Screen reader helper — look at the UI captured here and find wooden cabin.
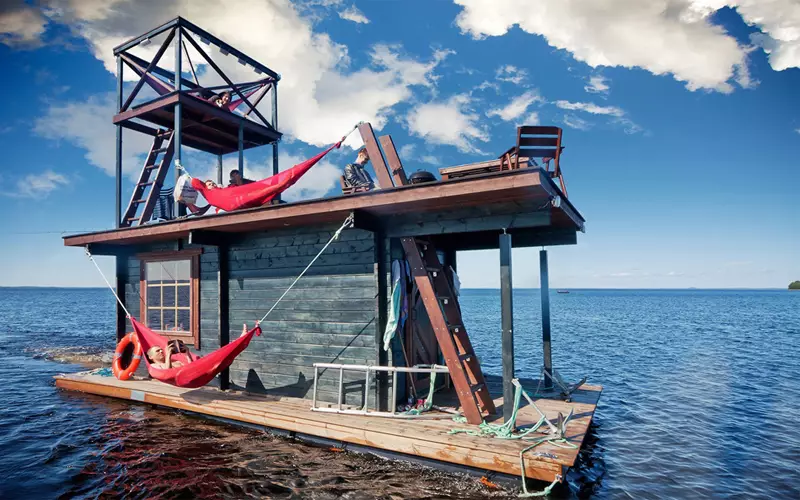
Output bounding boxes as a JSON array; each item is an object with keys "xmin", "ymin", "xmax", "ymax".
[{"xmin": 57, "ymin": 17, "xmax": 601, "ymax": 489}]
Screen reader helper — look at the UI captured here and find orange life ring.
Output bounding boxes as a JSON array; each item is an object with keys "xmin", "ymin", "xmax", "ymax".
[{"xmin": 112, "ymin": 332, "xmax": 143, "ymax": 381}]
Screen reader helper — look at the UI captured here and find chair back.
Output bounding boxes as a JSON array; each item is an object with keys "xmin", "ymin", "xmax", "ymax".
[{"xmin": 516, "ymin": 126, "xmax": 563, "ymax": 170}]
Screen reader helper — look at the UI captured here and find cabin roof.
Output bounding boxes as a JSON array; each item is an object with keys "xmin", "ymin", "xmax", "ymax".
[{"xmin": 63, "ymin": 167, "xmax": 584, "ymax": 251}]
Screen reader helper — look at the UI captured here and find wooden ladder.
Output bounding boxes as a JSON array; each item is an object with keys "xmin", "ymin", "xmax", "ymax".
[
  {"xmin": 357, "ymin": 123, "xmax": 496, "ymax": 424},
  {"xmin": 120, "ymin": 129, "xmax": 175, "ymax": 227},
  {"xmin": 401, "ymin": 237, "xmax": 496, "ymax": 424}
]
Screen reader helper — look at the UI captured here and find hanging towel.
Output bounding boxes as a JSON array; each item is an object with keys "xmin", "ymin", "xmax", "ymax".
[{"xmin": 383, "ymin": 260, "xmax": 407, "ymax": 351}]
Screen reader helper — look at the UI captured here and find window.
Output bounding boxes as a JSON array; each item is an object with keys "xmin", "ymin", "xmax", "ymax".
[{"xmin": 139, "ymin": 250, "xmax": 201, "ymax": 348}]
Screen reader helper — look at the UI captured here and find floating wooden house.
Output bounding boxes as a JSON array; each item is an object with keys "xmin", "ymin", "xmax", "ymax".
[{"xmin": 57, "ymin": 17, "xmax": 601, "ymax": 489}]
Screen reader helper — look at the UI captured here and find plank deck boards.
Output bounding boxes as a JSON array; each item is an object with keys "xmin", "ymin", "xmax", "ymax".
[{"xmin": 55, "ymin": 372, "xmax": 601, "ymax": 483}]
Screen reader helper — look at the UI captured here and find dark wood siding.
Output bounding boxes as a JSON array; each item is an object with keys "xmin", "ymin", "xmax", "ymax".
[{"xmin": 222, "ymin": 226, "xmax": 379, "ymax": 405}]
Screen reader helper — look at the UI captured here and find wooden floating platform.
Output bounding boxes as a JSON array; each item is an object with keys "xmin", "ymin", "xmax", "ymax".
[{"xmin": 55, "ymin": 372, "xmax": 601, "ymax": 483}]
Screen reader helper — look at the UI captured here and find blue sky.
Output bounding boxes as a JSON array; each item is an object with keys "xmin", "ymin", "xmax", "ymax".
[{"xmin": 0, "ymin": 0, "xmax": 798, "ymax": 288}]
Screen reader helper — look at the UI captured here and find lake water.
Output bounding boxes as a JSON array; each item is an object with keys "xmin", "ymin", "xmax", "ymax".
[{"xmin": 0, "ymin": 287, "xmax": 798, "ymax": 498}]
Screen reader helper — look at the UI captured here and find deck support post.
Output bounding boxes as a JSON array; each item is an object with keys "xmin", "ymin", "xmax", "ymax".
[
  {"xmin": 540, "ymin": 249, "xmax": 553, "ymax": 390},
  {"xmin": 115, "ymin": 254, "xmax": 127, "ymax": 342},
  {"xmin": 173, "ymin": 27, "xmax": 184, "ymax": 218},
  {"xmin": 216, "ymin": 154, "xmax": 223, "ymax": 185},
  {"xmin": 271, "ymin": 80, "xmax": 280, "ymax": 202},
  {"xmin": 238, "ymin": 120, "xmax": 244, "ymax": 175},
  {"xmin": 218, "ymin": 243, "xmax": 230, "ymax": 390},
  {"xmin": 500, "ymin": 232, "xmax": 515, "ymax": 423},
  {"xmin": 115, "ymin": 56, "xmax": 123, "ymax": 228}
]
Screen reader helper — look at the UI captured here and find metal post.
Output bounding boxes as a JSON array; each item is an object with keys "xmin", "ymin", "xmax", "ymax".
[
  {"xmin": 272, "ymin": 81, "xmax": 279, "ymax": 201},
  {"xmin": 238, "ymin": 121, "xmax": 244, "ymax": 176},
  {"xmin": 391, "ymin": 370, "xmax": 398, "ymax": 414},
  {"xmin": 499, "ymin": 232, "xmax": 515, "ymax": 422},
  {"xmin": 173, "ymin": 27, "xmax": 183, "ymax": 217},
  {"xmin": 312, "ymin": 366, "xmax": 319, "ymax": 409},
  {"xmin": 540, "ymin": 249, "xmax": 553, "ymax": 389},
  {"xmin": 364, "ymin": 368, "xmax": 371, "ymax": 411},
  {"xmin": 115, "ymin": 56, "xmax": 123, "ymax": 228},
  {"xmin": 338, "ymin": 367, "xmax": 344, "ymax": 410},
  {"xmin": 217, "ymin": 154, "xmax": 223, "ymax": 185}
]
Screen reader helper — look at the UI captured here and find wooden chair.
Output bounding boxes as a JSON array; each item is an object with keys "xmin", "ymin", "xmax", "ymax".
[{"xmin": 499, "ymin": 126, "xmax": 567, "ymax": 196}]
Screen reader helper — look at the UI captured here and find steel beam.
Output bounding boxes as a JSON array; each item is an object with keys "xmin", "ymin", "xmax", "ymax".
[
  {"xmin": 113, "ymin": 17, "xmax": 179, "ymax": 54},
  {"xmin": 499, "ymin": 233, "xmax": 515, "ymax": 422},
  {"xmin": 540, "ymin": 249, "xmax": 553, "ymax": 389},
  {"xmin": 174, "ymin": 28, "xmax": 184, "ymax": 217},
  {"xmin": 115, "ymin": 56, "xmax": 123, "ymax": 228},
  {"xmin": 272, "ymin": 81, "xmax": 279, "ymax": 200}
]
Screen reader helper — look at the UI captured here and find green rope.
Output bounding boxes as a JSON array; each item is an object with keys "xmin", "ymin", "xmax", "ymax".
[
  {"xmin": 448, "ymin": 380, "xmax": 576, "ymax": 497},
  {"xmin": 402, "ymin": 370, "xmax": 437, "ymax": 415}
]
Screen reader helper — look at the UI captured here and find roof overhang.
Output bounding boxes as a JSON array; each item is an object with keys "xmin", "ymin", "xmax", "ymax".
[{"xmin": 64, "ymin": 168, "xmax": 585, "ymax": 250}]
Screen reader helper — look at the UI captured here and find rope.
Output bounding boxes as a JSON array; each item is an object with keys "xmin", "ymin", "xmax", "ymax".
[
  {"xmin": 85, "ymin": 248, "xmax": 132, "ymax": 318},
  {"xmin": 258, "ymin": 213, "xmax": 353, "ymax": 323}
]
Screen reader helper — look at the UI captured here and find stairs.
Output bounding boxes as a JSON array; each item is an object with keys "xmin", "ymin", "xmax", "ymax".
[
  {"xmin": 400, "ymin": 237, "xmax": 497, "ymax": 424},
  {"xmin": 120, "ymin": 129, "xmax": 175, "ymax": 227}
]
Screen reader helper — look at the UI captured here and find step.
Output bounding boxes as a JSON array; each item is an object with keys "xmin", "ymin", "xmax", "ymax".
[
  {"xmin": 458, "ymin": 352, "xmax": 473, "ymax": 362},
  {"xmin": 153, "ymin": 147, "xmax": 169, "ymax": 154},
  {"xmin": 133, "ymin": 199, "xmax": 146, "ymax": 204},
  {"xmin": 138, "ymin": 182, "xmax": 155, "ymax": 187},
  {"xmin": 144, "ymin": 164, "xmax": 158, "ymax": 170},
  {"xmin": 470, "ymin": 383, "xmax": 486, "ymax": 394},
  {"xmin": 126, "ymin": 217, "xmax": 140, "ymax": 222}
]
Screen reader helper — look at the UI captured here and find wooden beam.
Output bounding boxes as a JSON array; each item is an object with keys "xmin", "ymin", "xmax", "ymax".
[
  {"xmin": 358, "ymin": 123, "xmax": 395, "ymax": 189},
  {"xmin": 188, "ymin": 230, "xmax": 241, "ymax": 246},
  {"xmin": 218, "ymin": 243, "xmax": 230, "ymax": 390},
  {"xmin": 430, "ymin": 228, "xmax": 577, "ymax": 252},
  {"xmin": 540, "ymin": 250, "xmax": 553, "ymax": 390},
  {"xmin": 350, "ymin": 210, "xmax": 383, "ymax": 233},
  {"xmin": 499, "ymin": 233, "xmax": 515, "ymax": 423},
  {"xmin": 378, "ymin": 135, "xmax": 409, "ymax": 185}
]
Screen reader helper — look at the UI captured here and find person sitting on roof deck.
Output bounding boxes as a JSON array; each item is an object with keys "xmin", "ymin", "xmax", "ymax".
[
  {"xmin": 208, "ymin": 91, "xmax": 231, "ymax": 108},
  {"xmin": 229, "ymin": 169, "xmax": 254, "ymax": 187},
  {"xmin": 344, "ymin": 147, "xmax": 375, "ymax": 190},
  {"xmin": 145, "ymin": 324, "xmax": 254, "ymax": 369}
]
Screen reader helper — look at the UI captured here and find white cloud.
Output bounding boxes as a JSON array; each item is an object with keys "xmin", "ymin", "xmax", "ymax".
[
  {"xmin": 476, "ymin": 80, "xmax": 500, "ymax": 92},
  {"xmin": 0, "ymin": 2, "xmax": 48, "ymax": 46},
  {"xmin": 562, "ymin": 114, "xmax": 591, "ymax": 131},
  {"xmin": 34, "ymin": 93, "xmax": 154, "ymax": 178},
  {"xmin": 397, "ymin": 143, "xmax": 442, "ymax": 166},
  {"xmin": 338, "ymin": 4, "xmax": 369, "ymax": 24},
  {"xmin": 585, "ymin": 75, "xmax": 610, "ymax": 94},
  {"xmin": 554, "ymin": 100, "xmax": 625, "ymax": 117},
  {"xmin": 524, "ymin": 111, "xmax": 540, "ymax": 125},
  {"xmin": 24, "ymin": 0, "xmax": 451, "ymax": 149},
  {"xmin": 5, "ymin": 170, "xmax": 70, "ymax": 198},
  {"xmin": 453, "ymin": 0, "xmax": 776, "ymax": 92},
  {"xmin": 495, "ymin": 64, "xmax": 528, "ymax": 85},
  {"xmin": 796, "ymin": 128, "xmax": 800, "ymax": 135},
  {"xmin": 487, "ymin": 90, "xmax": 543, "ymax": 121},
  {"xmin": 406, "ymin": 94, "xmax": 490, "ymax": 153}
]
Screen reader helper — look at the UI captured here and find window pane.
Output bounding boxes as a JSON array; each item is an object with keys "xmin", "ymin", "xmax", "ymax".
[
  {"xmin": 175, "ymin": 260, "xmax": 191, "ymax": 281},
  {"xmin": 177, "ymin": 309, "xmax": 190, "ymax": 333},
  {"xmin": 145, "ymin": 262, "xmax": 164, "ymax": 284},
  {"xmin": 163, "ymin": 310, "xmax": 174, "ymax": 332},
  {"xmin": 163, "ymin": 286, "xmax": 176, "ymax": 307},
  {"xmin": 147, "ymin": 308, "xmax": 162, "ymax": 330},
  {"xmin": 177, "ymin": 285, "xmax": 191, "ymax": 307},
  {"xmin": 147, "ymin": 285, "xmax": 161, "ymax": 306}
]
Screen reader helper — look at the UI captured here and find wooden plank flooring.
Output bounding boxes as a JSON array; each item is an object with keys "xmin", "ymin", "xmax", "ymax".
[{"xmin": 55, "ymin": 373, "xmax": 601, "ymax": 483}]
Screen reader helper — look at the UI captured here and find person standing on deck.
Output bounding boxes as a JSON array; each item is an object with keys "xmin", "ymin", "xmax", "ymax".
[{"xmin": 344, "ymin": 147, "xmax": 375, "ymax": 190}]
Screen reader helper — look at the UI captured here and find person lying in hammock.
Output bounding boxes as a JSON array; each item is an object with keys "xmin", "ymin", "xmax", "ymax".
[
  {"xmin": 145, "ymin": 323, "xmax": 256, "ymax": 369},
  {"xmin": 208, "ymin": 91, "xmax": 231, "ymax": 108}
]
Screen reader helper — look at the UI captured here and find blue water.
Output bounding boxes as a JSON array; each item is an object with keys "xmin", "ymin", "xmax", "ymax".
[{"xmin": 1, "ymin": 287, "xmax": 798, "ymax": 498}]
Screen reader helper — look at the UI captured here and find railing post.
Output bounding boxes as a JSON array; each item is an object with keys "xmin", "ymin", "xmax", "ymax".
[
  {"xmin": 272, "ymin": 80, "xmax": 279, "ymax": 202},
  {"xmin": 238, "ymin": 120, "xmax": 244, "ymax": 176},
  {"xmin": 173, "ymin": 27, "xmax": 183, "ymax": 217},
  {"xmin": 115, "ymin": 55, "xmax": 123, "ymax": 228},
  {"xmin": 216, "ymin": 154, "xmax": 223, "ymax": 186},
  {"xmin": 540, "ymin": 249, "xmax": 553, "ymax": 389}
]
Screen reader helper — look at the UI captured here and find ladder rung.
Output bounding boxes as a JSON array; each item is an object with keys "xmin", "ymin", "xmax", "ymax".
[
  {"xmin": 458, "ymin": 353, "xmax": 472, "ymax": 361},
  {"xmin": 449, "ymin": 325, "xmax": 465, "ymax": 334},
  {"xmin": 153, "ymin": 147, "xmax": 168, "ymax": 154},
  {"xmin": 138, "ymin": 182, "xmax": 154, "ymax": 186},
  {"xmin": 144, "ymin": 164, "xmax": 158, "ymax": 170},
  {"xmin": 127, "ymin": 217, "xmax": 140, "ymax": 222},
  {"xmin": 470, "ymin": 383, "xmax": 486, "ymax": 394},
  {"xmin": 437, "ymin": 296, "xmax": 451, "ymax": 305},
  {"xmin": 133, "ymin": 199, "xmax": 146, "ymax": 204},
  {"xmin": 426, "ymin": 267, "xmax": 441, "ymax": 275}
]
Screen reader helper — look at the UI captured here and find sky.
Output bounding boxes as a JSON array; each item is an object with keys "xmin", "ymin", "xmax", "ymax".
[{"xmin": 0, "ymin": 0, "xmax": 798, "ymax": 289}]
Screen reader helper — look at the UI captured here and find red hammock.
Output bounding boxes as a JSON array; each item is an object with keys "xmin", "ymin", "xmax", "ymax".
[
  {"xmin": 130, "ymin": 317, "xmax": 261, "ymax": 389},
  {"xmin": 191, "ymin": 141, "xmax": 342, "ymax": 212}
]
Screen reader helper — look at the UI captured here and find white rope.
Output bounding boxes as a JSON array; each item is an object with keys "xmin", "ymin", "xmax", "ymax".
[
  {"xmin": 258, "ymin": 213, "xmax": 354, "ymax": 323},
  {"xmin": 85, "ymin": 247, "xmax": 132, "ymax": 318}
]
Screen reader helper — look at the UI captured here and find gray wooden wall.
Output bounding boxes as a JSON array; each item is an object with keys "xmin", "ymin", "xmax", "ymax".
[{"xmin": 116, "ymin": 225, "xmax": 382, "ymax": 405}]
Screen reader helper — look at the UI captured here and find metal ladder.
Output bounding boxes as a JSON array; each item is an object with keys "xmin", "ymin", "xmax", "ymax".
[
  {"xmin": 310, "ymin": 362, "xmax": 451, "ymax": 418},
  {"xmin": 120, "ymin": 129, "xmax": 175, "ymax": 227}
]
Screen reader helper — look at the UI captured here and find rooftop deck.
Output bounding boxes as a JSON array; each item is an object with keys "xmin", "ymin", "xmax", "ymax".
[
  {"xmin": 55, "ymin": 372, "xmax": 601, "ymax": 483},
  {"xmin": 65, "ymin": 166, "xmax": 583, "ymax": 251}
]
